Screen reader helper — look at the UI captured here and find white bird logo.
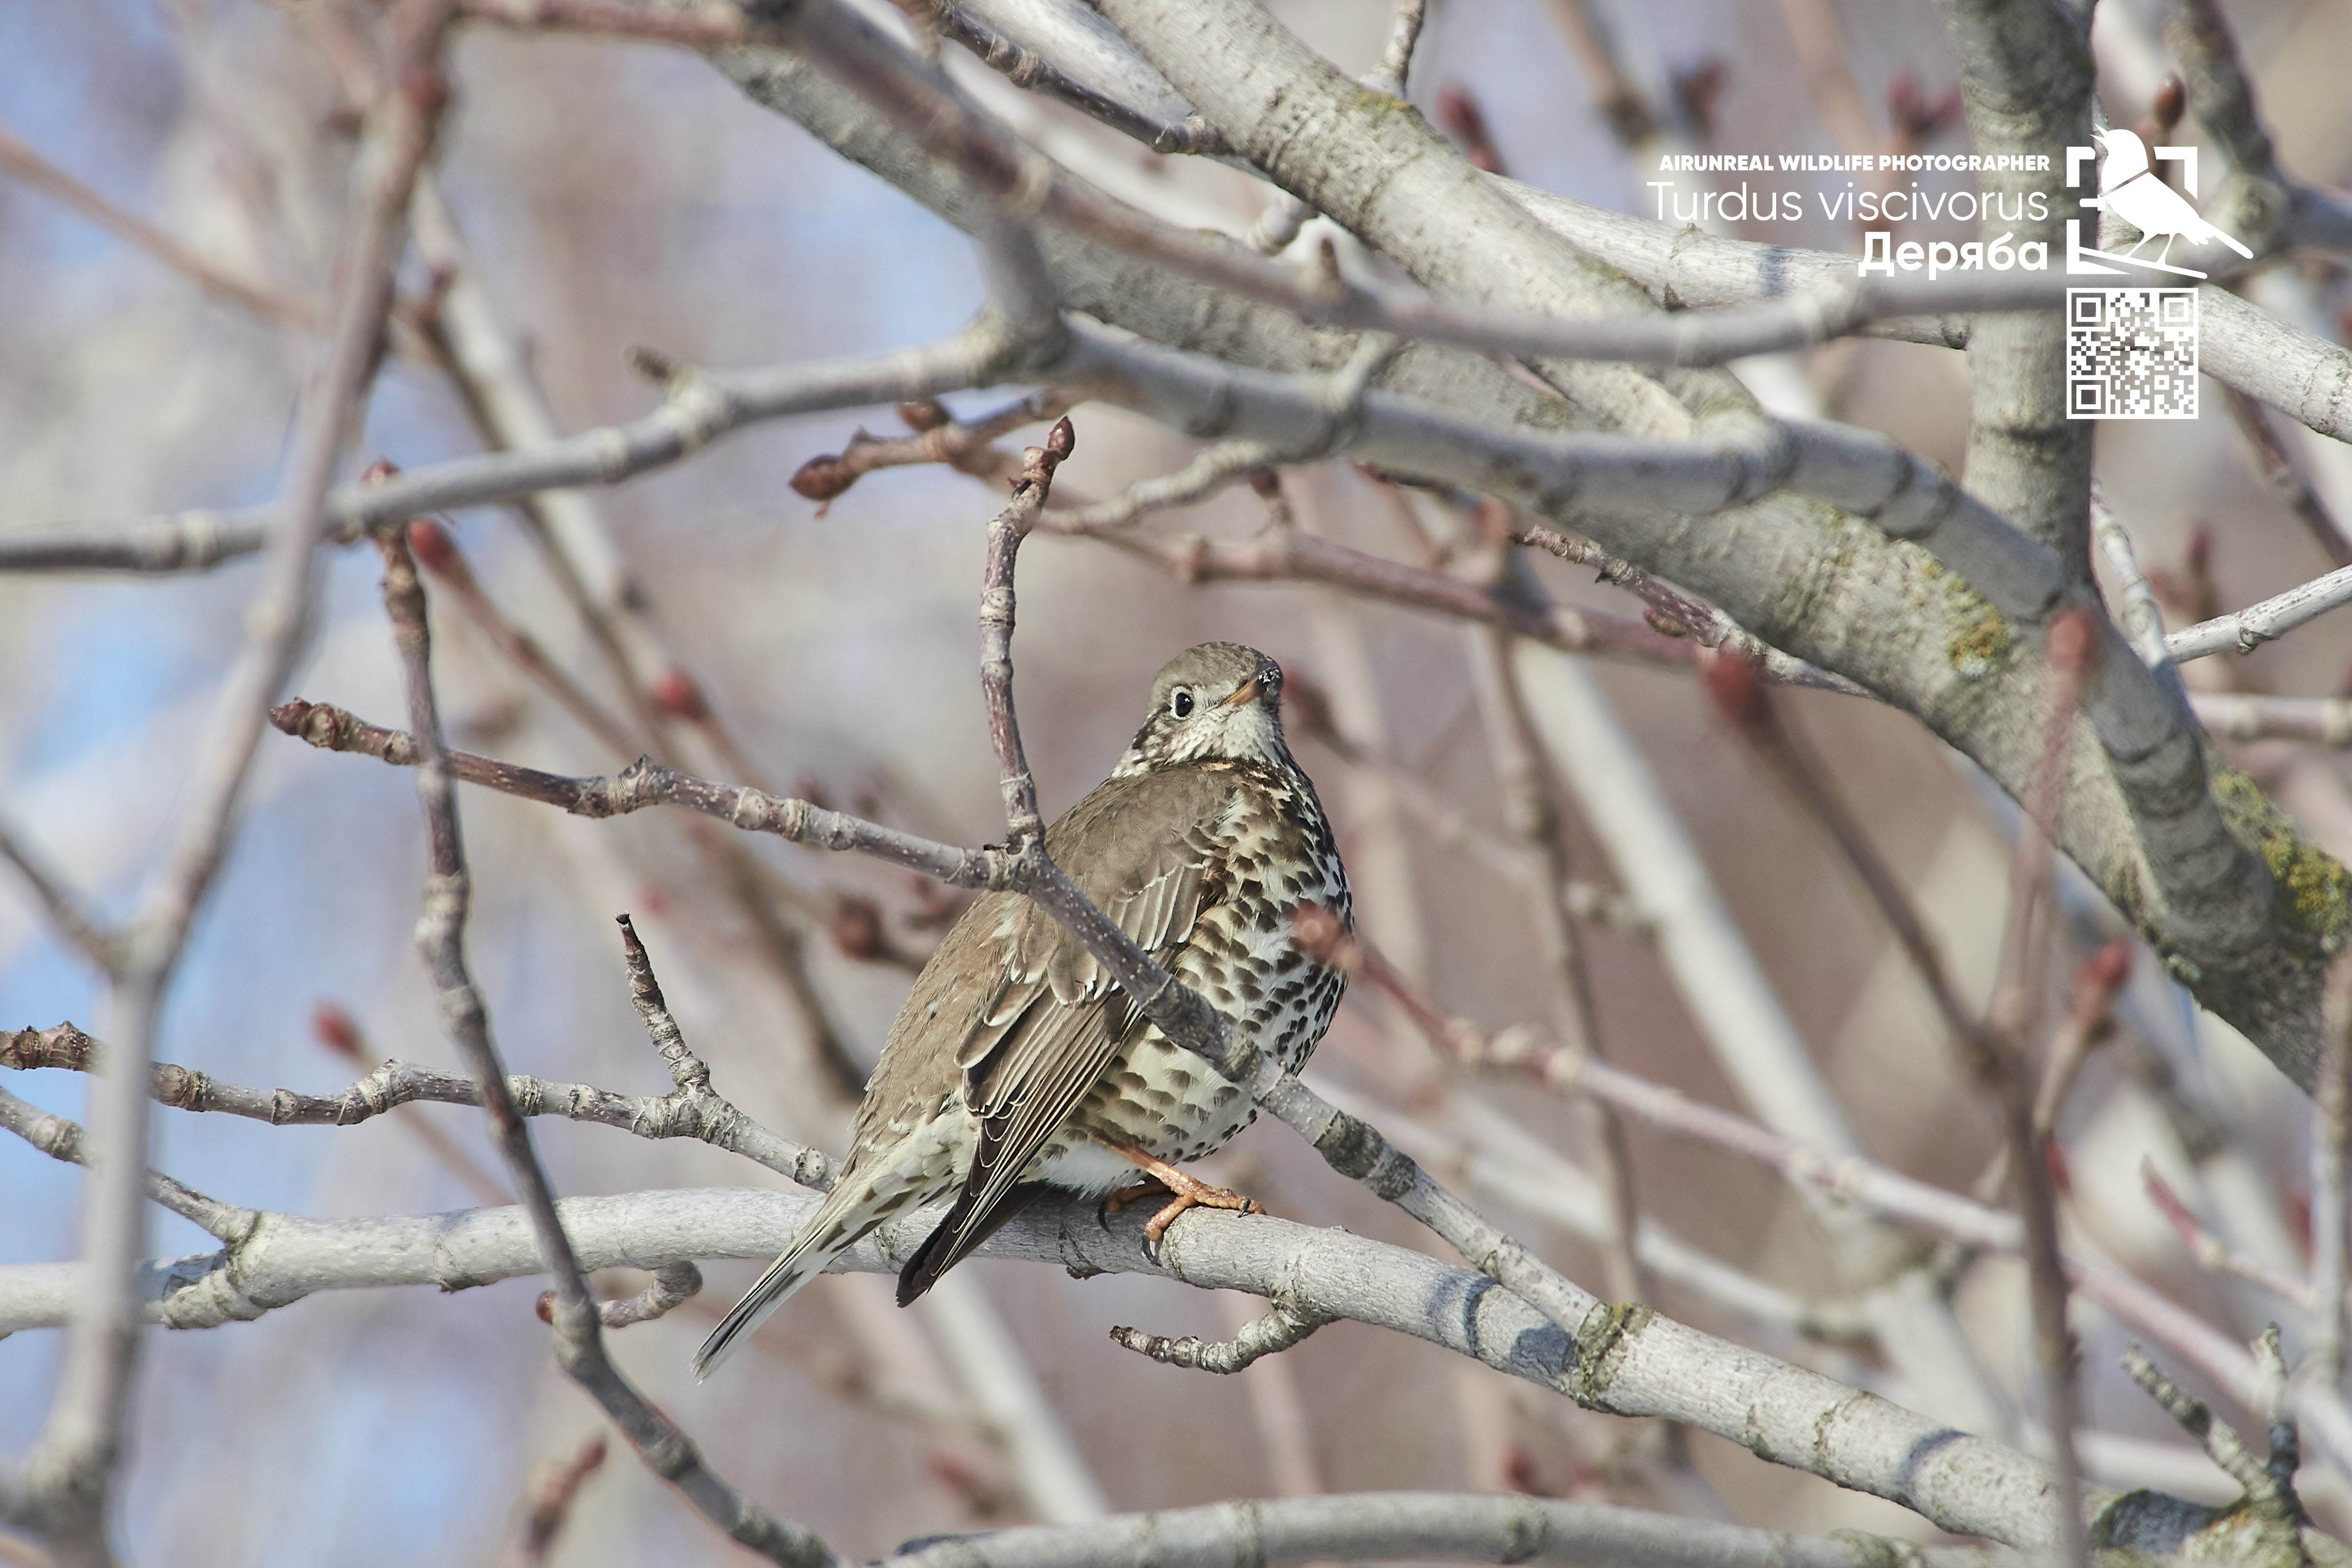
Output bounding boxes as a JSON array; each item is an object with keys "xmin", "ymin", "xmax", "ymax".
[{"xmin": 2091, "ymin": 127, "xmax": 2253, "ymax": 271}]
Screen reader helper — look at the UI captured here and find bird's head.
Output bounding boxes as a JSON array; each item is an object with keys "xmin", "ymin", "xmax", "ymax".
[
  {"xmin": 2096, "ymin": 127, "xmax": 2151, "ymax": 185},
  {"xmin": 1119, "ymin": 642, "xmax": 1291, "ymax": 774}
]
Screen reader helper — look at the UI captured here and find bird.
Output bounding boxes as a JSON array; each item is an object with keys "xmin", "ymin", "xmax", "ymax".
[
  {"xmin": 692, "ymin": 642, "xmax": 1351, "ymax": 1379},
  {"xmin": 2094, "ymin": 127, "xmax": 2253, "ymax": 270}
]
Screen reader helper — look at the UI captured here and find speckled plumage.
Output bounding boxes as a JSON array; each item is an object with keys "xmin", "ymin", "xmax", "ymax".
[{"xmin": 694, "ymin": 644, "xmax": 1350, "ymax": 1380}]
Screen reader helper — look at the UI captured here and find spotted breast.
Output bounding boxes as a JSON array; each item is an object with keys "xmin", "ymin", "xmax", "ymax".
[{"xmin": 692, "ymin": 642, "xmax": 1350, "ymax": 1381}]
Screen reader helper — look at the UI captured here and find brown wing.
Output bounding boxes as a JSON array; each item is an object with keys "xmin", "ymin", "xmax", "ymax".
[{"xmin": 895, "ymin": 766, "xmax": 1236, "ymax": 1301}]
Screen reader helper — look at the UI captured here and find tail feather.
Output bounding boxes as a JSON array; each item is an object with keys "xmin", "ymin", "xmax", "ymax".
[{"xmin": 691, "ymin": 1174, "xmax": 900, "ymax": 1380}]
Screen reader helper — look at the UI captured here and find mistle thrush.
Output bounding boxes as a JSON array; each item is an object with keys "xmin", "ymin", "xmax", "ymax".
[{"xmin": 694, "ymin": 642, "xmax": 1351, "ymax": 1378}]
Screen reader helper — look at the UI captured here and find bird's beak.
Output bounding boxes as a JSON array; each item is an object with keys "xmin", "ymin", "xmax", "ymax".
[{"xmin": 1222, "ymin": 674, "xmax": 1266, "ymax": 708}]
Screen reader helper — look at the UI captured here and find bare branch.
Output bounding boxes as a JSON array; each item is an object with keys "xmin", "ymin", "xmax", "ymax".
[
  {"xmin": 1512, "ymin": 522, "xmax": 1868, "ymax": 696},
  {"xmin": 2224, "ymin": 389, "xmax": 2351, "ymax": 568},
  {"xmin": 0, "ymin": 1174, "xmax": 2123, "ymax": 1549},
  {"xmin": 2124, "ymin": 1331, "xmax": 2308, "ymax": 1538},
  {"xmin": 547, "ymin": 1262, "xmax": 704, "ymax": 1329},
  {"xmin": 0, "ymin": 322, "xmax": 1027, "ymax": 575},
  {"xmin": 1295, "ymin": 906, "xmax": 2352, "ymax": 1476},
  {"xmin": 2313, "ymin": 967, "xmax": 2352, "ymax": 1387},
  {"xmin": 0, "ymin": 1021, "xmax": 826, "ymax": 1188},
  {"xmin": 882, "ymin": 1491, "xmax": 2008, "ymax": 1568},
  {"xmin": 1700, "ymin": 652, "xmax": 1976, "ymax": 1044},
  {"xmin": 0, "ymin": 821, "xmax": 120, "ymax": 975},
  {"xmin": 2091, "ymin": 485, "xmax": 2176, "ymax": 679},
  {"xmin": 923, "ymin": 2, "xmax": 1216, "ymax": 154},
  {"xmin": 1984, "ymin": 609, "xmax": 2101, "ymax": 1568},
  {"xmin": 790, "ymin": 390, "xmax": 1074, "ymax": 503},
  {"xmin": 0, "ymin": 1084, "xmax": 255, "ymax": 1244},
  {"xmin": 0, "ymin": 119, "xmax": 322, "ymax": 333},
  {"xmin": 516, "ymin": 1436, "xmax": 607, "ymax": 1566},
  {"xmin": 4, "ymin": 5, "xmax": 462, "ymax": 1555},
  {"xmin": 371, "ymin": 519, "xmax": 838, "ymax": 1567},
  {"xmin": 2191, "ymin": 694, "xmax": 2352, "ymax": 748},
  {"xmin": 269, "ymin": 697, "xmax": 1023, "ymax": 891},
  {"xmin": 2167, "ymin": 562, "xmax": 2352, "ymax": 661},
  {"xmin": 1109, "ymin": 1300, "xmax": 1335, "ymax": 1374},
  {"xmin": 1463, "ymin": 544, "xmax": 1644, "ymax": 1306},
  {"xmin": 2142, "ymin": 1161, "xmax": 2309, "ymax": 1307}
]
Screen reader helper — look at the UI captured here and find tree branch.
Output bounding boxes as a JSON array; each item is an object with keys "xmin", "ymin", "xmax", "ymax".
[
  {"xmin": 370, "ymin": 515, "xmax": 836, "ymax": 1565},
  {"xmin": 2, "ymin": 7, "xmax": 460, "ymax": 1559},
  {"xmin": 0, "ymin": 322, "xmax": 1029, "ymax": 575},
  {"xmin": 0, "ymin": 1021, "xmax": 827, "ymax": 1189}
]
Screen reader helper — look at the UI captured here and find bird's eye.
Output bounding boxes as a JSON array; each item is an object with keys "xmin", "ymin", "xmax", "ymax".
[{"xmin": 1171, "ymin": 689, "xmax": 1194, "ymax": 719}]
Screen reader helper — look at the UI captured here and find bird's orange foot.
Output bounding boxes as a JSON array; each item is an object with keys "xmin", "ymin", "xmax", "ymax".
[{"xmin": 1103, "ymin": 1147, "xmax": 1265, "ymax": 1243}]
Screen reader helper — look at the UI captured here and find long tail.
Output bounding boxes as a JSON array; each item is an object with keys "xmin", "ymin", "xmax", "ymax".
[{"xmin": 691, "ymin": 1164, "xmax": 909, "ymax": 1380}]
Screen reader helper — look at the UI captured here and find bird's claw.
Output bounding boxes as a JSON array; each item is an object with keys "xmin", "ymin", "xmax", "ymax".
[
  {"xmin": 1143, "ymin": 1182, "xmax": 1263, "ymax": 1244},
  {"xmin": 1108, "ymin": 1175, "xmax": 1262, "ymax": 1243}
]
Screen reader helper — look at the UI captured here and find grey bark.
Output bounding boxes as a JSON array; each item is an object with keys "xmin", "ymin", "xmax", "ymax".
[
  {"xmin": 1930, "ymin": 0, "xmax": 2096, "ymax": 572},
  {"xmin": 704, "ymin": 1, "xmax": 2340, "ymax": 1086}
]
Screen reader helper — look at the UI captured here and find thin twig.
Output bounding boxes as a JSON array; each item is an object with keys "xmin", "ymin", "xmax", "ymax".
[
  {"xmin": 2124, "ymin": 1333, "xmax": 2307, "ymax": 1526},
  {"xmin": 0, "ymin": 1084, "xmax": 256, "ymax": 1244},
  {"xmin": 1982, "ymin": 608, "xmax": 2101, "ymax": 1568},
  {"xmin": 791, "ymin": 389, "xmax": 1075, "ymax": 503},
  {"xmin": 372, "ymin": 520, "xmax": 840, "ymax": 1567},
  {"xmin": 1700, "ymin": 650, "xmax": 1975, "ymax": 1044},
  {"xmin": 2168, "ymin": 562, "xmax": 2352, "ymax": 661},
  {"xmin": 2142, "ymin": 1161, "xmax": 2310, "ymax": 1307},
  {"xmin": 918, "ymin": 2, "xmax": 1216, "ymax": 155},
  {"xmin": 1047, "ymin": 337, "xmax": 1394, "ymax": 530},
  {"xmin": 0, "ymin": 820, "xmax": 120, "ymax": 974},
  {"xmin": 2224, "ymin": 388, "xmax": 2352, "ymax": 569},
  {"xmin": 1108, "ymin": 1301, "xmax": 1336, "ymax": 1373},
  {"xmin": 1080, "ymin": 520, "xmax": 1707, "ymax": 678},
  {"xmin": 2313, "ymin": 963, "xmax": 2352, "ymax": 1388},
  {"xmin": 1465, "ymin": 538, "xmax": 1644, "ymax": 1306},
  {"xmin": 1286, "ymin": 694, "xmax": 1652, "ymax": 936},
  {"xmin": 0, "ymin": 323, "xmax": 1023, "ymax": 575},
  {"xmin": 2090, "ymin": 484, "xmax": 2177, "ymax": 677},
  {"xmin": 540, "ymin": 1261, "xmax": 704, "ymax": 1329},
  {"xmin": 270, "ymin": 698, "xmax": 1024, "ymax": 889},
  {"xmin": 1, "ymin": 5, "xmax": 460, "ymax": 1555},
  {"xmin": 516, "ymin": 1436, "xmax": 608, "ymax": 1566},
  {"xmin": 1364, "ymin": 0, "xmax": 1433, "ymax": 97},
  {"xmin": 0, "ymin": 1020, "xmax": 825, "ymax": 1188},
  {"xmin": 405, "ymin": 519, "xmax": 642, "ymax": 756},
  {"xmin": 0, "ymin": 119, "xmax": 323, "ymax": 333},
  {"xmin": 2191, "ymin": 694, "xmax": 2352, "ymax": 747},
  {"xmin": 1512, "ymin": 522, "xmax": 1867, "ymax": 695}
]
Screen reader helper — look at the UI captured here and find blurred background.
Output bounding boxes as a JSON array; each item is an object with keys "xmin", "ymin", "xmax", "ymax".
[{"xmin": 6, "ymin": 0, "xmax": 2352, "ymax": 1561}]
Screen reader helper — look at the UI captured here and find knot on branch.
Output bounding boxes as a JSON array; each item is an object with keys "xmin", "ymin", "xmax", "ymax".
[
  {"xmin": 1313, "ymin": 1110, "xmax": 1413, "ymax": 1198},
  {"xmin": 600, "ymin": 758, "xmax": 662, "ymax": 820},
  {"xmin": 1, "ymin": 1022, "xmax": 94, "ymax": 1072}
]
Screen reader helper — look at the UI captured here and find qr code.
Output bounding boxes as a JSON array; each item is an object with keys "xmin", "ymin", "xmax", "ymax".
[{"xmin": 2068, "ymin": 288, "xmax": 2199, "ymax": 420}]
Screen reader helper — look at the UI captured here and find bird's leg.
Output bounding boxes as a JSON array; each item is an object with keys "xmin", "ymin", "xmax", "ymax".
[
  {"xmin": 2118, "ymin": 231, "xmax": 2152, "ymax": 259},
  {"xmin": 2156, "ymin": 232, "xmax": 2177, "ymax": 267},
  {"xmin": 1102, "ymin": 1145, "xmax": 1266, "ymax": 1243}
]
